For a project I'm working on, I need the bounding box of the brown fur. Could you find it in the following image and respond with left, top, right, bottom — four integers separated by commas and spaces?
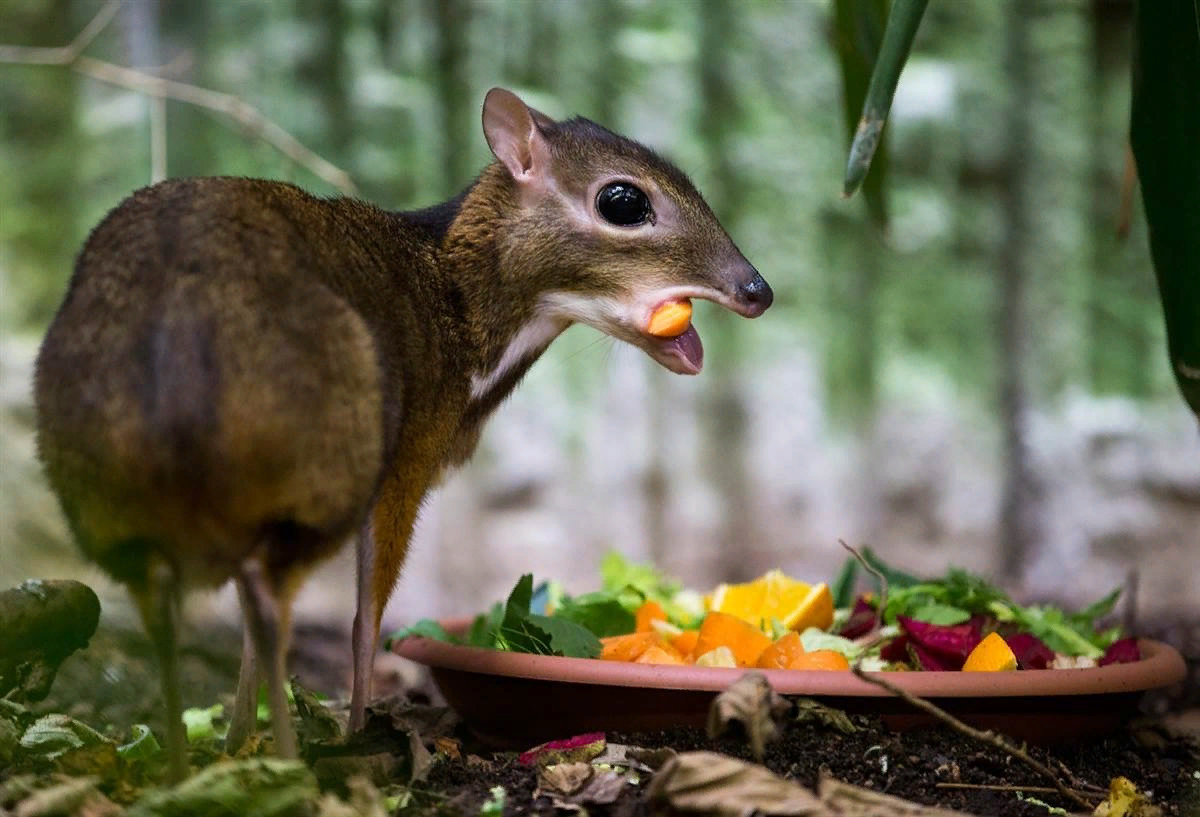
33, 90, 770, 776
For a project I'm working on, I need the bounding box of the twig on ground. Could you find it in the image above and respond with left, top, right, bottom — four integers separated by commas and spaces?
0, 0, 358, 195
935, 782, 1094, 797
849, 665, 1095, 812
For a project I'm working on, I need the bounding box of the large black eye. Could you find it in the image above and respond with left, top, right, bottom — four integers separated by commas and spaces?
596, 182, 651, 226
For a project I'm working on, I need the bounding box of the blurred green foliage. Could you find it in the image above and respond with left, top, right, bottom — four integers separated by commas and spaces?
0, 0, 1173, 416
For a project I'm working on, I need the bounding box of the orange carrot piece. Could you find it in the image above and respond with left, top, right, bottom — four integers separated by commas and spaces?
786, 649, 850, 671
634, 643, 687, 665
635, 599, 668, 633
755, 631, 807, 670
599, 631, 662, 662
671, 629, 700, 658
693, 611, 773, 668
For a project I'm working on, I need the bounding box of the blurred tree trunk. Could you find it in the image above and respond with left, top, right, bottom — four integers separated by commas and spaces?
998, 0, 1039, 580
297, 0, 351, 163
829, 0, 888, 544
0, 0, 81, 329
127, 0, 164, 182
1086, 0, 1145, 395
698, 0, 759, 582
432, 0, 471, 195
160, 0, 216, 177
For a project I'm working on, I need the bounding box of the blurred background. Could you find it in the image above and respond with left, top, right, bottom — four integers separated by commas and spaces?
1, 0, 1197, 646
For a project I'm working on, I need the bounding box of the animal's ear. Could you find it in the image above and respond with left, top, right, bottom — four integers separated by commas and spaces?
482, 88, 553, 181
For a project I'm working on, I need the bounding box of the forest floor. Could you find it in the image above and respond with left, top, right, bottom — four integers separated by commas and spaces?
4, 620, 1198, 817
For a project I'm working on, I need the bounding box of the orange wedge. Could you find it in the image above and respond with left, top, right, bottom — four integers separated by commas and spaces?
780, 582, 835, 632
710, 570, 818, 631
962, 632, 1018, 672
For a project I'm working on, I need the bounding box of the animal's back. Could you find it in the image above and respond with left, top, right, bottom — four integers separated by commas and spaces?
34, 178, 389, 589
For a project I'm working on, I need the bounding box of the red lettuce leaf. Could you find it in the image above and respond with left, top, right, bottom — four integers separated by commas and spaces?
1098, 637, 1141, 666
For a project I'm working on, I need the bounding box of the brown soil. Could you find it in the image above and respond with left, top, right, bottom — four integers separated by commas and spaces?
22, 619, 1200, 816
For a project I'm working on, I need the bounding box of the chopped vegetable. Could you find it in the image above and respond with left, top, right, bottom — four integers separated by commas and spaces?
646, 299, 692, 337
785, 649, 851, 671
599, 631, 662, 662
635, 643, 687, 665
694, 611, 773, 668
635, 599, 668, 633
755, 631, 806, 670
671, 629, 700, 658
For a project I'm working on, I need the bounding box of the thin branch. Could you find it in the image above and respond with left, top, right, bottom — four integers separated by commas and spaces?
74, 57, 358, 194
0, 0, 122, 65
839, 539, 888, 631
849, 665, 1094, 812
935, 782, 1100, 797
0, 1, 358, 195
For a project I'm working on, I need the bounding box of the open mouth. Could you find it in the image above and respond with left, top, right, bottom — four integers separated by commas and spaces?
643, 298, 704, 375
651, 323, 704, 374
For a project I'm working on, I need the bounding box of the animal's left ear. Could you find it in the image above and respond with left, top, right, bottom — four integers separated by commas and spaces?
481, 88, 554, 182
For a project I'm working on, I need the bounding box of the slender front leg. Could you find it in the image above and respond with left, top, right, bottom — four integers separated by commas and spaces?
224, 618, 259, 754
141, 562, 188, 783
349, 476, 419, 733
235, 558, 298, 759
349, 520, 376, 733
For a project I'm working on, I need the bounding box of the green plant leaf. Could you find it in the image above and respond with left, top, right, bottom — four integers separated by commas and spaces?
117, 724, 161, 760
839, 0, 929, 204
552, 593, 636, 638
831, 555, 859, 608
182, 704, 225, 743
384, 618, 457, 649
1130, 0, 1200, 416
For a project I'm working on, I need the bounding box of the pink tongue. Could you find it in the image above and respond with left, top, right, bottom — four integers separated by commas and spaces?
670, 325, 704, 371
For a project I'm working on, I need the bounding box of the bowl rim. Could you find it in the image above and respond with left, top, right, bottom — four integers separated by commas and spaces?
393, 618, 1187, 699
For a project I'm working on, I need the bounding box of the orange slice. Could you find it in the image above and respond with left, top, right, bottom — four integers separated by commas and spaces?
647, 300, 693, 337
710, 570, 816, 631
780, 582, 835, 632
962, 632, 1018, 672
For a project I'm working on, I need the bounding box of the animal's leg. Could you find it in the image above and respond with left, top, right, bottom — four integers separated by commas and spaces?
224, 618, 259, 754
235, 558, 298, 758
349, 520, 375, 733
140, 562, 188, 782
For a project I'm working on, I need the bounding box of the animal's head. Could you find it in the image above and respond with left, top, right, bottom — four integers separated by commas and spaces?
481, 87, 771, 375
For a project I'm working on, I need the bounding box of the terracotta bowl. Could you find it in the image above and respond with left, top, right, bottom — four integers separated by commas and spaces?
393, 619, 1187, 747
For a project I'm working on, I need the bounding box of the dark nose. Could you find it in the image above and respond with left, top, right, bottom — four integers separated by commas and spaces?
739, 272, 773, 315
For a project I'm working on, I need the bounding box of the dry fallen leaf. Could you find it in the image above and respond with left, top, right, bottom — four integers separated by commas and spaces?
537, 759, 631, 809
645, 751, 824, 817
538, 761, 594, 796
13, 776, 121, 817
707, 672, 791, 762
1093, 776, 1162, 817
794, 699, 858, 735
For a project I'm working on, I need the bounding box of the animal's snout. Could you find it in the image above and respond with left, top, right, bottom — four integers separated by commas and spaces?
737, 270, 773, 316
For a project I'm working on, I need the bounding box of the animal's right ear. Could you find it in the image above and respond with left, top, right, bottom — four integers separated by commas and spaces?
482, 88, 552, 182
